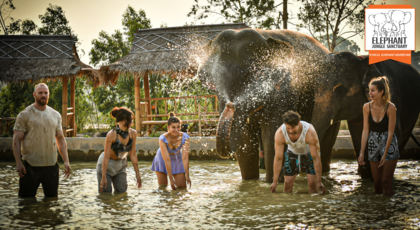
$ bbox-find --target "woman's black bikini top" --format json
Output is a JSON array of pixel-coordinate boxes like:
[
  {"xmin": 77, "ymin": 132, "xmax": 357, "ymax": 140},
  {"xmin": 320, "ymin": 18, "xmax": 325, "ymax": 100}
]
[
  {"xmin": 111, "ymin": 127, "xmax": 133, "ymax": 159},
  {"xmin": 369, "ymin": 103, "xmax": 389, "ymax": 132}
]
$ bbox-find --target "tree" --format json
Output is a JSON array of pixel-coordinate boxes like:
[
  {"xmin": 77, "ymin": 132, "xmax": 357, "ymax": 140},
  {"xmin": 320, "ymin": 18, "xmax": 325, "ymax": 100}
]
[
  {"xmin": 187, "ymin": 0, "xmax": 285, "ymax": 29},
  {"xmin": 0, "ymin": 0, "xmax": 15, "ymax": 35},
  {"xmin": 318, "ymin": 34, "xmax": 360, "ymax": 54},
  {"xmin": 7, "ymin": 19, "xmax": 37, "ymax": 35},
  {"xmin": 297, "ymin": 0, "xmax": 373, "ymax": 52}
]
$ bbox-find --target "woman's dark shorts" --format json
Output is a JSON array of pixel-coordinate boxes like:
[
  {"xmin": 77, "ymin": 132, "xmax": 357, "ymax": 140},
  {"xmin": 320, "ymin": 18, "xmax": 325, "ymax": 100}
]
[
  {"xmin": 283, "ymin": 150, "xmax": 316, "ymax": 176},
  {"xmin": 19, "ymin": 160, "xmax": 59, "ymax": 198}
]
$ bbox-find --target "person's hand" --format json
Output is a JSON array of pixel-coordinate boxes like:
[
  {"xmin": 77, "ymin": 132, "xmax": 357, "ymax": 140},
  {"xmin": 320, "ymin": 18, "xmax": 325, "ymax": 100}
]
[
  {"xmin": 259, "ymin": 151, "xmax": 264, "ymax": 158},
  {"xmin": 16, "ymin": 162, "xmax": 26, "ymax": 178},
  {"xmin": 318, "ymin": 182, "xmax": 326, "ymax": 195},
  {"xmin": 136, "ymin": 172, "xmax": 142, "ymax": 188},
  {"xmin": 378, "ymin": 155, "xmax": 387, "ymax": 168},
  {"xmin": 270, "ymin": 182, "xmax": 277, "ymax": 193},
  {"xmin": 169, "ymin": 177, "xmax": 177, "ymax": 190},
  {"xmin": 186, "ymin": 176, "xmax": 192, "ymax": 189},
  {"xmin": 63, "ymin": 162, "xmax": 71, "ymax": 178},
  {"xmin": 100, "ymin": 176, "xmax": 107, "ymax": 192},
  {"xmin": 358, "ymin": 153, "xmax": 365, "ymax": 166}
]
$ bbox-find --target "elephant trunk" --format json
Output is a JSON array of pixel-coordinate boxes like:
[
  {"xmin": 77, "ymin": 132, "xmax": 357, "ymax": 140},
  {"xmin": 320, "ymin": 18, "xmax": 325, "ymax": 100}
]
[
  {"xmin": 311, "ymin": 94, "xmax": 334, "ymax": 142},
  {"xmin": 216, "ymin": 102, "xmax": 235, "ymax": 158}
]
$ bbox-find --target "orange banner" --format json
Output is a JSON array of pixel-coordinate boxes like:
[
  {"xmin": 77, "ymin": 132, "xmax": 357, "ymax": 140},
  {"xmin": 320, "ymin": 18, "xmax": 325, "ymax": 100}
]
[{"xmin": 369, "ymin": 50, "xmax": 412, "ymax": 64}]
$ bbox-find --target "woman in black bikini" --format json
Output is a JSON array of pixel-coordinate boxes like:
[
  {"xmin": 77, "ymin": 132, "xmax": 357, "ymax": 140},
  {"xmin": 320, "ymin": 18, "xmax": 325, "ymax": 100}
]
[
  {"xmin": 96, "ymin": 107, "xmax": 142, "ymax": 193},
  {"xmin": 358, "ymin": 76, "xmax": 399, "ymax": 196}
]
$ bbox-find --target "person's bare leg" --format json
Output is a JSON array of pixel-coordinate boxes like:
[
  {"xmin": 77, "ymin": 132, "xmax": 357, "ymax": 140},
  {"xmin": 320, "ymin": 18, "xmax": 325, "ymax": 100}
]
[
  {"xmin": 156, "ymin": 171, "xmax": 168, "ymax": 187},
  {"xmin": 382, "ymin": 159, "xmax": 398, "ymax": 196},
  {"xmin": 306, "ymin": 174, "xmax": 317, "ymax": 193},
  {"xmin": 174, "ymin": 173, "xmax": 187, "ymax": 189},
  {"xmin": 284, "ymin": 174, "xmax": 297, "ymax": 193},
  {"xmin": 370, "ymin": 161, "xmax": 384, "ymax": 194}
]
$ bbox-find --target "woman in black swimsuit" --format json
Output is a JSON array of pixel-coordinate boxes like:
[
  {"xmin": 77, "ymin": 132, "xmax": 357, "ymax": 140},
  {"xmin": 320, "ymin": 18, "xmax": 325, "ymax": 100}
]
[
  {"xmin": 358, "ymin": 76, "xmax": 399, "ymax": 196},
  {"xmin": 96, "ymin": 107, "xmax": 141, "ymax": 193}
]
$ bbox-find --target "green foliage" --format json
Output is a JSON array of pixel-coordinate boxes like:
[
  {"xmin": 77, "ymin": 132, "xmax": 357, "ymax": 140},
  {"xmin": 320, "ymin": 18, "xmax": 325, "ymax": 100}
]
[
  {"xmin": 0, "ymin": 82, "xmax": 33, "ymax": 117},
  {"xmin": 318, "ymin": 34, "xmax": 360, "ymax": 54},
  {"xmin": 7, "ymin": 19, "xmax": 37, "ymax": 35},
  {"xmin": 122, "ymin": 6, "xmax": 152, "ymax": 45},
  {"xmin": 187, "ymin": 0, "xmax": 283, "ymax": 29},
  {"xmin": 297, "ymin": 0, "xmax": 373, "ymax": 52},
  {"xmin": 38, "ymin": 4, "xmax": 76, "ymax": 39},
  {"xmin": 0, "ymin": 0, "xmax": 16, "ymax": 35}
]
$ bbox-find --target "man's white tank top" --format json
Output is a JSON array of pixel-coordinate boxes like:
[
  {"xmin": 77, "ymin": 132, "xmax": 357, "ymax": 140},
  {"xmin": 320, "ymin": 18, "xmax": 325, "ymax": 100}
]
[{"xmin": 281, "ymin": 121, "xmax": 311, "ymax": 155}]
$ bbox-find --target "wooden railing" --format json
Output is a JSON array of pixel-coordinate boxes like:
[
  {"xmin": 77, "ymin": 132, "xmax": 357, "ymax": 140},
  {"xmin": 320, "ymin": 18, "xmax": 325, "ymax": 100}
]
[{"xmin": 138, "ymin": 95, "xmax": 220, "ymax": 136}]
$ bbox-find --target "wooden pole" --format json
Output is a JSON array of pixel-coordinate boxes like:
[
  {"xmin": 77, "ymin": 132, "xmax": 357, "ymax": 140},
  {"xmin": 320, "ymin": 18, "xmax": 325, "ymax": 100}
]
[
  {"xmin": 143, "ymin": 72, "xmax": 152, "ymax": 135},
  {"xmin": 62, "ymin": 77, "xmax": 68, "ymax": 137},
  {"xmin": 70, "ymin": 77, "xmax": 76, "ymax": 137},
  {"xmin": 283, "ymin": 0, "xmax": 288, "ymax": 29},
  {"xmin": 134, "ymin": 77, "xmax": 141, "ymax": 137}
]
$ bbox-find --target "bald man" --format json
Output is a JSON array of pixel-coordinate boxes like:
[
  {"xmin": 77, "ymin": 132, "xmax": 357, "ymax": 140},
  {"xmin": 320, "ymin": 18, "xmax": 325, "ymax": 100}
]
[{"xmin": 13, "ymin": 83, "xmax": 71, "ymax": 198}]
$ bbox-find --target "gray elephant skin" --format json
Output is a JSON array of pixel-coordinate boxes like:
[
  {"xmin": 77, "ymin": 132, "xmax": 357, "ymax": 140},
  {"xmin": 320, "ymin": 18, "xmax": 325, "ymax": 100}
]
[{"xmin": 198, "ymin": 28, "xmax": 420, "ymax": 182}]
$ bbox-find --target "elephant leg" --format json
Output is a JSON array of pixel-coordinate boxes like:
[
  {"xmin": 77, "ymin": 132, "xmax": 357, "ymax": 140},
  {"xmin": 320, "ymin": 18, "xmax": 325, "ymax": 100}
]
[
  {"xmin": 236, "ymin": 122, "xmax": 260, "ymax": 180},
  {"xmin": 320, "ymin": 122, "xmax": 340, "ymax": 172},
  {"xmin": 348, "ymin": 114, "xmax": 372, "ymax": 179},
  {"xmin": 261, "ymin": 119, "xmax": 282, "ymax": 183}
]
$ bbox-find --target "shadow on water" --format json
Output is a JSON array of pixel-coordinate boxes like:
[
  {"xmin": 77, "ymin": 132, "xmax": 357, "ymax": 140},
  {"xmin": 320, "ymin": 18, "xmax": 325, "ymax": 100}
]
[{"xmin": 11, "ymin": 197, "xmax": 71, "ymax": 228}]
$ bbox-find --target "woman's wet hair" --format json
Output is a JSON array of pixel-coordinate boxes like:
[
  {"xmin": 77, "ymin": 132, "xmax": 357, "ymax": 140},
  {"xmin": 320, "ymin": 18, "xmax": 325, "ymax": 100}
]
[
  {"xmin": 282, "ymin": 111, "xmax": 301, "ymax": 127},
  {"xmin": 369, "ymin": 76, "xmax": 391, "ymax": 110},
  {"xmin": 168, "ymin": 112, "xmax": 181, "ymax": 126},
  {"xmin": 111, "ymin": 107, "xmax": 134, "ymax": 128}
]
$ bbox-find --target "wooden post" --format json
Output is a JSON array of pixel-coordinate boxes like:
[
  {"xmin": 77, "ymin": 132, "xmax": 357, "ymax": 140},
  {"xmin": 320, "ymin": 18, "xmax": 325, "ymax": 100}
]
[
  {"xmin": 140, "ymin": 102, "xmax": 147, "ymax": 136},
  {"xmin": 134, "ymin": 77, "xmax": 141, "ymax": 137},
  {"xmin": 198, "ymin": 105, "xmax": 202, "ymax": 137},
  {"xmin": 70, "ymin": 77, "xmax": 76, "ymax": 137},
  {"xmin": 143, "ymin": 72, "xmax": 152, "ymax": 135},
  {"xmin": 62, "ymin": 77, "xmax": 68, "ymax": 137},
  {"xmin": 283, "ymin": 0, "xmax": 288, "ymax": 29}
]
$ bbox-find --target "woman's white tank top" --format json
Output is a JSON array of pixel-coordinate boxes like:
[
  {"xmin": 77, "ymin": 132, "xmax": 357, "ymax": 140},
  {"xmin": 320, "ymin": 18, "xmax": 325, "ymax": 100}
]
[{"xmin": 281, "ymin": 121, "xmax": 311, "ymax": 155}]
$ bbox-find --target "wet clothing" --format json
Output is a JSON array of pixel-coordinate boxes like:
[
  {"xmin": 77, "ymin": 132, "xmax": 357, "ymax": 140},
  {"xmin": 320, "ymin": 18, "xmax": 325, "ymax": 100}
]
[
  {"xmin": 283, "ymin": 150, "xmax": 316, "ymax": 176},
  {"xmin": 367, "ymin": 103, "xmax": 400, "ymax": 162},
  {"xmin": 13, "ymin": 104, "xmax": 62, "ymax": 167},
  {"xmin": 96, "ymin": 130, "xmax": 133, "ymax": 193},
  {"xmin": 151, "ymin": 133, "xmax": 190, "ymax": 175},
  {"xmin": 96, "ymin": 152, "xmax": 128, "ymax": 193},
  {"xmin": 281, "ymin": 121, "xmax": 311, "ymax": 155},
  {"xmin": 19, "ymin": 160, "xmax": 59, "ymax": 197},
  {"xmin": 110, "ymin": 129, "xmax": 133, "ymax": 160}
]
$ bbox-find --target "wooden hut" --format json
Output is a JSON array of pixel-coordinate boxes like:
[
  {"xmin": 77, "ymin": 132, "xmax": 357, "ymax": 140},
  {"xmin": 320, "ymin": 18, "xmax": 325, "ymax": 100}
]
[
  {"xmin": 0, "ymin": 35, "xmax": 100, "ymax": 137},
  {"xmin": 99, "ymin": 23, "xmax": 248, "ymax": 136}
]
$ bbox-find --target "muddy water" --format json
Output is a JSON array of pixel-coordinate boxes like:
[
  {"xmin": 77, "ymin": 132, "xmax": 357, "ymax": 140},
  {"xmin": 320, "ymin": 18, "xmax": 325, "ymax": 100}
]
[{"xmin": 1, "ymin": 159, "xmax": 420, "ymax": 229}]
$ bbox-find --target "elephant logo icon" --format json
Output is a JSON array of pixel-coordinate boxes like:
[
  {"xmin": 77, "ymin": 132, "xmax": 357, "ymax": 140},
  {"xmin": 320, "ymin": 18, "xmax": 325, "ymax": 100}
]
[{"xmin": 368, "ymin": 10, "xmax": 411, "ymax": 38}]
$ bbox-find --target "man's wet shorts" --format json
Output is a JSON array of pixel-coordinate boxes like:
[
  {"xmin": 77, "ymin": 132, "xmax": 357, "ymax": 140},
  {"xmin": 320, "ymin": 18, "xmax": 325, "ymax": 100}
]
[
  {"xmin": 19, "ymin": 160, "xmax": 59, "ymax": 198},
  {"xmin": 283, "ymin": 150, "xmax": 316, "ymax": 176}
]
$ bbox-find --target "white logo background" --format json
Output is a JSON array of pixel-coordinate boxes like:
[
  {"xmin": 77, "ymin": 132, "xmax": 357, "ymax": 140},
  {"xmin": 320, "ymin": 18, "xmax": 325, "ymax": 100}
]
[{"xmin": 365, "ymin": 8, "xmax": 415, "ymax": 50}]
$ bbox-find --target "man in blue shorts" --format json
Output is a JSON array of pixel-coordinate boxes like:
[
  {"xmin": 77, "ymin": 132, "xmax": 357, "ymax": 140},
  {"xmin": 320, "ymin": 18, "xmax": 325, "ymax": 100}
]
[{"xmin": 270, "ymin": 111, "xmax": 325, "ymax": 194}]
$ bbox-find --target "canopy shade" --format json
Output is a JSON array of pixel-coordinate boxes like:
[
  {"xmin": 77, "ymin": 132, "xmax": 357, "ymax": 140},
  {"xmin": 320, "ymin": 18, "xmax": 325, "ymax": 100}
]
[
  {"xmin": 100, "ymin": 23, "xmax": 248, "ymax": 84},
  {"xmin": 0, "ymin": 35, "xmax": 99, "ymax": 85}
]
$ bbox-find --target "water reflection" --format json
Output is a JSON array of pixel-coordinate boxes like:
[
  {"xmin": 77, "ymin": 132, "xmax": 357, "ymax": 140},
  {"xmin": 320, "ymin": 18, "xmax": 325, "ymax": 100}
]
[{"xmin": 0, "ymin": 159, "xmax": 420, "ymax": 229}]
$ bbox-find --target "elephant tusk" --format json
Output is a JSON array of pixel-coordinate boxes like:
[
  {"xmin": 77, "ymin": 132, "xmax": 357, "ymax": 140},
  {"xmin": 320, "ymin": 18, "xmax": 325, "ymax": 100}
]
[{"xmin": 330, "ymin": 119, "xmax": 333, "ymax": 125}]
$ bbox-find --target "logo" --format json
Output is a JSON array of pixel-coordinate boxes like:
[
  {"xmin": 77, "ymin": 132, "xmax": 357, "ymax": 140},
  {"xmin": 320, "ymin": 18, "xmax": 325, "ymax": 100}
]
[{"xmin": 365, "ymin": 5, "xmax": 416, "ymax": 64}]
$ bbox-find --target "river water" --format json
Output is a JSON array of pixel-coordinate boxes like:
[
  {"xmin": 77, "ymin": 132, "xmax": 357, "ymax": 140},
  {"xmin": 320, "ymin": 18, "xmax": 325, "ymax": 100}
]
[{"xmin": 0, "ymin": 159, "xmax": 420, "ymax": 229}]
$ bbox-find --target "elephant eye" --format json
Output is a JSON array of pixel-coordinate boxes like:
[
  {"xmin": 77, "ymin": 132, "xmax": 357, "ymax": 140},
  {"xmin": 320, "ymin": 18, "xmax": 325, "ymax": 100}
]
[{"xmin": 333, "ymin": 84, "xmax": 347, "ymax": 96}]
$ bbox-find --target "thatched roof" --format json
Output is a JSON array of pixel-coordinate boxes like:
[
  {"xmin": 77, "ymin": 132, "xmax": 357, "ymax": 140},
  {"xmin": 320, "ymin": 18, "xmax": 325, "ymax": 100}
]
[
  {"xmin": 101, "ymin": 23, "xmax": 248, "ymax": 84},
  {"xmin": 0, "ymin": 35, "xmax": 100, "ymax": 85}
]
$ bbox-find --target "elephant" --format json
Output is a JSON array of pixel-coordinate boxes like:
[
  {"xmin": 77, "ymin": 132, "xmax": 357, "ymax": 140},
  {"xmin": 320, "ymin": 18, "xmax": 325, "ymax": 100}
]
[
  {"xmin": 311, "ymin": 53, "xmax": 420, "ymax": 178},
  {"xmin": 369, "ymin": 13, "xmax": 389, "ymax": 37},
  {"xmin": 388, "ymin": 10, "xmax": 411, "ymax": 37},
  {"xmin": 198, "ymin": 28, "xmax": 420, "ymax": 182},
  {"xmin": 198, "ymin": 29, "xmax": 341, "ymax": 182}
]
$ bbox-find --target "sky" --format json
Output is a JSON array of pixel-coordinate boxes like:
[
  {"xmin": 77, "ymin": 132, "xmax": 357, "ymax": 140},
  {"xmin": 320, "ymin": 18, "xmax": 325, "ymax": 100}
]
[{"xmin": 7, "ymin": 0, "xmax": 420, "ymax": 66}]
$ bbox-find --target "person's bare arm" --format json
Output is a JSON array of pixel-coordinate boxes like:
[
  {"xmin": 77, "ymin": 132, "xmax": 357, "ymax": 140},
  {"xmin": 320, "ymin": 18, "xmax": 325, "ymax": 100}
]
[
  {"xmin": 358, "ymin": 103, "xmax": 370, "ymax": 166},
  {"xmin": 129, "ymin": 129, "xmax": 141, "ymax": 188},
  {"xmin": 379, "ymin": 103, "xmax": 397, "ymax": 167},
  {"xmin": 159, "ymin": 138, "xmax": 176, "ymax": 190},
  {"xmin": 100, "ymin": 131, "xmax": 114, "ymax": 192},
  {"xmin": 307, "ymin": 125, "xmax": 325, "ymax": 194},
  {"xmin": 182, "ymin": 138, "xmax": 191, "ymax": 188},
  {"xmin": 13, "ymin": 130, "xmax": 26, "ymax": 178},
  {"xmin": 270, "ymin": 128, "xmax": 285, "ymax": 193},
  {"xmin": 56, "ymin": 130, "xmax": 71, "ymax": 178}
]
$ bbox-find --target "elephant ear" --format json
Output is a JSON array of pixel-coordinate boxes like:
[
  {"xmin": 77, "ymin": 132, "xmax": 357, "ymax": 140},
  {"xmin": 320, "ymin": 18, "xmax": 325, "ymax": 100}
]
[
  {"xmin": 266, "ymin": 37, "xmax": 294, "ymax": 60},
  {"xmin": 360, "ymin": 58, "xmax": 382, "ymax": 101},
  {"xmin": 369, "ymin": 14, "xmax": 377, "ymax": 26},
  {"xmin": 404, "ymin": 11, "xmax": 412, "ymax": 24}
]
